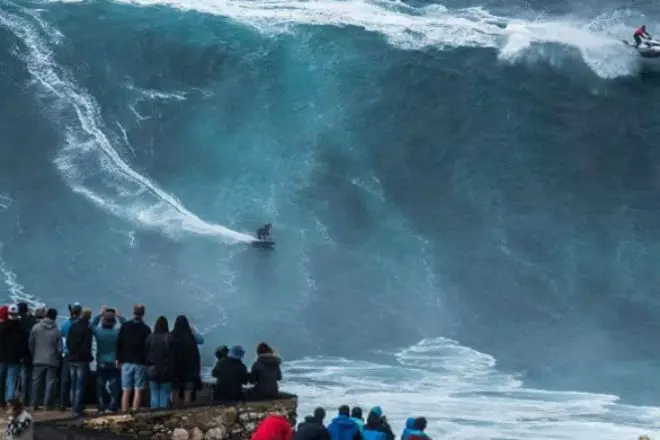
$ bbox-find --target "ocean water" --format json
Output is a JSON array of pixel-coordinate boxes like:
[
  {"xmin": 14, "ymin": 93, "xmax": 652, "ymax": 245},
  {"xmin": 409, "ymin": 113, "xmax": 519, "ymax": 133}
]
[{"xmin": 2, "ymin": 0, "xmax": 660, "ymax": 437}]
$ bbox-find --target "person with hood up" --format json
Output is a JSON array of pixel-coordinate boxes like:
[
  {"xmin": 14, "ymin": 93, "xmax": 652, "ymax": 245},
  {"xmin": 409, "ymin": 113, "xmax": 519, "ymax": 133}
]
[
  {"xmin": 4, "ymin": 398, "xmax": 33, "ymax": 440},
  {"xmin": 170, "ymin": 315, "xmax": 201, "ymax": 407},
  {"xmin": 328, "ymin": 405, "xmax": 361, "ymax": 440},
  {"xmin": 400, "ymin": 418, "xmax": 416, "ymax": 440},
  {"xmin": 295, "ymin": 407, "xmax": 330, "ymax": 440},
  {"xmin": 0, "ymin": 305, "xmax": 28, "ymax": 402},
  {"xmin": 251, "ymin": 414, "xmax": 293, "ymax": 440},
  {"xmin": 28, "ymin": 308, "xmax": 62, "ymax": 410},
  {"xmin": 90, "ymin": 307, "xmax": 126, "ymax": 413},
  {"xmin": 17, "ymin": 302, "xmax": 36, "ymax": 407},
  {"xmin": 212, "ymin": 345, "xmax": 248, "ymax": 401},
  {"xmin": 362, "ymin": 407, "xmax": 394, "ymax": 440},
  {"xmin": 248, "ymin": 342, "xmax": 282, "ymax": 398},
  {"xmin": 145, "ymin": 316, "xmax": 175, "ymax": 409},
  {"xmin": 351, "ymin": 407, "xmax": 365, "ymax": 433},
  {"xmin": 66, "ymin": 309, "xmax": 93, "ymax": 418},
  {"xmin": 58, "ymin": 302, "xmax": 82, "ymax": 410}
]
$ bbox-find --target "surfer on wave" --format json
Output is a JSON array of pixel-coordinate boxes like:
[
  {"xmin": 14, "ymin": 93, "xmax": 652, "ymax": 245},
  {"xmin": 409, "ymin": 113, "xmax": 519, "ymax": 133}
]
[{"xmin": 256, "ymin": 223, "xmax": 272, "ymax": 241}]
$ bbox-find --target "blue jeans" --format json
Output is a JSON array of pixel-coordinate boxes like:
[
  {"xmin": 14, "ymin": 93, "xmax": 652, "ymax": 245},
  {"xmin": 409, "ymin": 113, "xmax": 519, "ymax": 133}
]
[
  {"xmin": 31, "ymin": 365, "xmax": 57, "ymax": 408},
  {"xmin": 149, "ymin": 381, "xmax": 172, "ymax": 409},
  {"xmin": 96, "ymin": 365, "xmax": 120, "ymax": 412},
  {"xmin": 0, "ymin": 363, "xmax": 21, "ymax": 401},
  {"xmin": 68, "ymin": 362, "xmax": 89, "ymax": 415}
]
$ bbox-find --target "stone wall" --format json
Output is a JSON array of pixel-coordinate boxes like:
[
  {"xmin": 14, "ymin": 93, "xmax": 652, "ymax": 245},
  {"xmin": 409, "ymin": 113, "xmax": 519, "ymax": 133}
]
[{"xmin": 36, "ymin": 394, "xmax": 298, "ymax": 440}]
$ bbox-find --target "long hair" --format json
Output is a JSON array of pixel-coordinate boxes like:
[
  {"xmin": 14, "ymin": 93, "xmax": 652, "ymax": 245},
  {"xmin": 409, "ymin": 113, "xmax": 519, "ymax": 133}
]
[
  {"xmin": 153, "ymin": 316, "xmax": 169, "ymax": 334},
  {"xmin": 172, "ymin": 315, "xmax": 192, "ymax": 338}
]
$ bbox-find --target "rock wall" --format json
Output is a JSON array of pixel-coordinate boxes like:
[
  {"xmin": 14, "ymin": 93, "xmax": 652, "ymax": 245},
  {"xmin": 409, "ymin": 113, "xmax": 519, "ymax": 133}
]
[{"xmin": 36, "ymin": 395, "xmax": 298, "ymax": 440}]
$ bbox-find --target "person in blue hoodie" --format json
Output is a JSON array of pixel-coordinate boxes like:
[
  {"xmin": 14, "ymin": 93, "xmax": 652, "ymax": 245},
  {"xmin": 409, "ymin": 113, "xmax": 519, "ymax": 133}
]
[
  {"xmin": 328, "ymin": 405, "xmax": 362, "ymax": 440},
  {"xmin": 400, "ymin": 418, "xmax": 416, "ymax": 440},
  {"xmin": 90, "ymin": 307, "xmax": 126, "ymax": 413},
  {"xmin": 362, "ymin": 407, "xmax": 394, "ymax": 440}
]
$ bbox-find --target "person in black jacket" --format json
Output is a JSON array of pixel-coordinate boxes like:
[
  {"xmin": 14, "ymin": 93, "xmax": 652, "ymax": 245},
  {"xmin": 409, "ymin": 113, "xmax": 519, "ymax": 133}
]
[
  {"xmin": 17, "ymin": 302, "xmax": 36, "ymax": 406},
  {"xmin": 170, "ymin": 315, "xmax": 201, "ymax": 407},
  {"xmin": 66, "ymin": 309, "xmax": 93, "ymax": 418},
  {"xmin": 145, "ymin": 316, "xmax": 175, "ymax": 409},
  {"xmin": 247, "ymin": 342, "xmax": 282, "ymax": 398},
  {"xmin": 0, "ymin": 305, "xmax": 27, "ymax": 402},
  {"xmin": 295, "ymin": 407, "xmax": 330, "ymax": 440},
  {"xmin": 116, "ymin": 304, "xmax": 151, "ymax": 413},
  {"xmin": 212, "ymin": 345, "xmax": 248, "ymax": 401}
]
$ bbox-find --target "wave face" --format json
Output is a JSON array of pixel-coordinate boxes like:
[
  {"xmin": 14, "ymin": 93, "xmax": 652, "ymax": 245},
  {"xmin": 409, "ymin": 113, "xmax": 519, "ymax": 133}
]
[{"xmin": 2, "ymin": 0, "xmax": 660, "ymax": 434}]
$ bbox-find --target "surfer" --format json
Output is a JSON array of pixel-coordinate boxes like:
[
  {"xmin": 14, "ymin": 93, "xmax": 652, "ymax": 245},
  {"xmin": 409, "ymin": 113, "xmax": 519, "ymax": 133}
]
[
  {"xmin": 634, "ymin": 25, "xmax": 652, "ymax": 48},
  {"xmin": 256, "ymin": 223, "xmax": 272, "ymax": 241}
]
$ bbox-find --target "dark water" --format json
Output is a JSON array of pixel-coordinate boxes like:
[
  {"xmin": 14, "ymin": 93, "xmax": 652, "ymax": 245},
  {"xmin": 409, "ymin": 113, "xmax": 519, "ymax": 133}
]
[{"xmin": 2, "ymin": 0, "xmax": 660, "ymax": 405}]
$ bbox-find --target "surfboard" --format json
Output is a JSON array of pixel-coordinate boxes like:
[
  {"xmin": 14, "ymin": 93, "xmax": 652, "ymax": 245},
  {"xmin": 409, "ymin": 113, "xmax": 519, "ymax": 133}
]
[{"xmin": 252, "ymin": 240, "xmax": 276, "ymax": 248}]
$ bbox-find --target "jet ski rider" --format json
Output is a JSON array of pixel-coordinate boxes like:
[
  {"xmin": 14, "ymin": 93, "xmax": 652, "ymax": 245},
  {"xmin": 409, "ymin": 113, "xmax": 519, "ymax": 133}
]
[
  {"xmin": 257, "ymin": 223, "xmax": 272, "ymax": 241},
  {"xmin": 634, "ymin": 25, "xmax": 652, "ymax": 48}
]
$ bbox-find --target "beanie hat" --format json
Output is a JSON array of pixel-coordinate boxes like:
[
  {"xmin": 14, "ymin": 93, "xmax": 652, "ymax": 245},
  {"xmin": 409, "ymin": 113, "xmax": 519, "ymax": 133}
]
[
  {"xmin": 0, "ymin": 306, "xmax": 8, "ymax": 321},
  {"xmin": 8, "ymin": 304, "xmax": 19, "ymax": 315}
]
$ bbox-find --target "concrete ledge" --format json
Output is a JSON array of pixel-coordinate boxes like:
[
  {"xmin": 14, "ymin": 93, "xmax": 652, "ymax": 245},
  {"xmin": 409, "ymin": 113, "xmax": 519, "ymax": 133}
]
[{"xmin": 35, "ymin": 394, "xmax": 298, "ymax": 440}]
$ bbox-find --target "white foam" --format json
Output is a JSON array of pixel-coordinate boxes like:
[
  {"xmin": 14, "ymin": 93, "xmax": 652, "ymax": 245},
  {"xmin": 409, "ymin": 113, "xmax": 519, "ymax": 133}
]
[
  {"xmin": 0, "ymin": 195, "xmax": 12, "ymax": 211},
  {"xmin": 103, "ymin": 0, "xmax": 639, "ymax": 78},
  {"xmin": 0, "ymin": 246, "xmax": 46, "ymax": 309},
  {"xmin": 0, "ymin": 6, "xmax": 256, "ymax": 244},
  {"xmin": 285, "ymin": 337, "xmax": 660, "ymax": 440}
]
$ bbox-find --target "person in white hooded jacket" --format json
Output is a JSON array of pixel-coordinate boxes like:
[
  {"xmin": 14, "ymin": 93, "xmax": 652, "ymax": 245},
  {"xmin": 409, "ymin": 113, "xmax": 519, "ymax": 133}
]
[{"xmin": 4, "ymin": 398, "xmax": 33, "ymax": 440}]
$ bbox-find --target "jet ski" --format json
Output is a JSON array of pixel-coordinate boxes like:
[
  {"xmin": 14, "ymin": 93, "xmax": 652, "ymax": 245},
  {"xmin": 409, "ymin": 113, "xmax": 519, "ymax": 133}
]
[{"xmin": 623, "ymin": 38, "xmax": 660, "ymax": 58}]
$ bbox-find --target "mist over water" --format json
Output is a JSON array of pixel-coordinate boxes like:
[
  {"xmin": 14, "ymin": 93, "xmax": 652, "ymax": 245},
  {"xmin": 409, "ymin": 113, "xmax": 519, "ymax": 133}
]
[{"xmin": 2, "ymin": 0, "xmax": 660, "ymax": 437}]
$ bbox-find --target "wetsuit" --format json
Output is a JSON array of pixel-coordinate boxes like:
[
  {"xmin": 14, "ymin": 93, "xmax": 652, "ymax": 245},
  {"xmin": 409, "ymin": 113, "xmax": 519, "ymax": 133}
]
[
  {"xmin": 257, "ymin": 225, "xmax": 271, "ymax": 241},
  {"xmin": 634, "ymin": 26, "xmax": 651, "ymax": 47}
]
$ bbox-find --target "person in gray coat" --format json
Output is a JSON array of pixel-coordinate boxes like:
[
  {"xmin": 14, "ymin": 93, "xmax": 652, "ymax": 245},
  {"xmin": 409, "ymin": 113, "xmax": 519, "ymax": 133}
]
[{"xmin": 28, "ymin": 308, "xmax": 62, "ymax": 409}]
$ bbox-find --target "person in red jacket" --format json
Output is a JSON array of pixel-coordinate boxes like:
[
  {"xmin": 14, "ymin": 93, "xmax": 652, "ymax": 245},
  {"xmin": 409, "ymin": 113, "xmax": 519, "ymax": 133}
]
[
  {"xmin": 251, "ymin": 414, "xmax": 293, "ymax": 440},
  {"xmin": 634, "ymin": 25, "xmax": 652, "ymax": 48}
]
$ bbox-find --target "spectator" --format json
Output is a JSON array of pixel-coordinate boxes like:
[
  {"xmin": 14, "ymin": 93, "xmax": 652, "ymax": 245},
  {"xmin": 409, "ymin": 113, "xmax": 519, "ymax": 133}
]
[
  {"xmin": 59, "ymin": 302, "xmax": 82, "ymax": 410},
  {"xmin": 116, "ymin": 304, "xmax": 151, "ymax": 413},
  {"xmin": 4, "ymin": 397, "xmax": 33, "ymax": 440},
  {"xmin": 251, "ymin": 414, "xmax": 293, "ymax": 440},
  {"xmin": 363, "ymin": 407, "xmax": 394, "ymax": 440},
  {"xmin": 351, "ymin": 407, "xmax": 365, "ymax": 433},
  {"xmin": 400, "ymin": 418, "xmax": 415, "ymax": 440},
  {"xmin": 212, "ymin": 345, "xmax": 248, "ymax": 401},
  {"xmin": 295, "ymin": 407, "xmax": 330, "ymax": 440},
  {"xmin": 28, "ymin": 308, "xmax": 62, "ymax": 411},
  {"xmin": 328, "ymin": 405, "xmax": 361, "ymax": 440},
  {"xmin": 145, "ymin": 316, "xmax": 175, "ymax": 409},
  {"xmin": 248, "ymin": 342, "xmax": 282, "ymax": 398},
  {"xmin": 33, "ymin": 308, "xmax": 46, "ymax": 322},
  {"xmin": 17, "ymin": 302, "xmax": 36, "ymax": 407},
  {"xmin": 66, "ymin": 308, "xmax": 93, "ymax": 418},
  {"xmin": 170, "ymin": 315, "xmax": 201, "ymax": 407},
  {"xmin": 0, "ymin": 305, "xmax": 27, "ymax": 401},
  {"xmin": 0, "ymin": 305, "xmax": 8, "ymax": 323},
  {"xmin": 408, "ymin": 418, "xmax": 429, "ymax": 440},
  {"xmin": 215, "ymin": 345, "xmax": 229, "ymax": 361},
  {"xmin": 90, "ymin": 307, "xmax": 126, "ymax": 414}
]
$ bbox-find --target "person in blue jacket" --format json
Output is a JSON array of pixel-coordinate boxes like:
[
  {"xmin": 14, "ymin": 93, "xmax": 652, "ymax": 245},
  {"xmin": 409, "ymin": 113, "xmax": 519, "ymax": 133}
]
[
  {"xmin": 400, "ymin": 418, "xmax": 416, "ymax": 440},
  {"xmin": 328, "ymin": 405, "xmax": 362, "ymax": 440},
  {"xmin": 350, "ymin": 407, "xmax": 365, "ymax": 433}
]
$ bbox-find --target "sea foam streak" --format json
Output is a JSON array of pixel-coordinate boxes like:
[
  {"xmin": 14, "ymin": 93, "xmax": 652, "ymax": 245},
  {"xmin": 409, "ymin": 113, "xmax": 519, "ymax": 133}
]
[{"xmin": 0, "ymin": 5, "xmax": 255, "ymax": 244}]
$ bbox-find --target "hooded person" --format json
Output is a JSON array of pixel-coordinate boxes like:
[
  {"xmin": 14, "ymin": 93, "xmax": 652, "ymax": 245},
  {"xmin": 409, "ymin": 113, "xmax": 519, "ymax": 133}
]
[
  {"xmin": 328, "ymin": 405, "xmax": 361, "ymax": 440},
  {"xmin": 248, "ymin": 342, "xmax": 282, "ymax": 398},
  {"xmin": 251, "ymin": 414, "xmax": 293, "ymax": 440},
  {"xmin": 212, "ymin": 345, "xmax": 248, "ymax": 401},
  {"xmin": 295, "ymin": 407, "xmax": 330, "ymax": 440},
  {"xmin": 362, "ymin": 407, "xmax": 394, "ymax": 440},
  {"xmin": 407, "ymin": 418, "xmax": 430, "ymax": 440},
  {"xmin": 28, "ymin": 308, "xmax": 62, "ymax": 409},
  {"xmin": 400, "ymin": 418, "xmax": 416, "ymax": 440},
  {"xmin": 0, "ymin": 305, "xmax": 28, "ymax": 401}
]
